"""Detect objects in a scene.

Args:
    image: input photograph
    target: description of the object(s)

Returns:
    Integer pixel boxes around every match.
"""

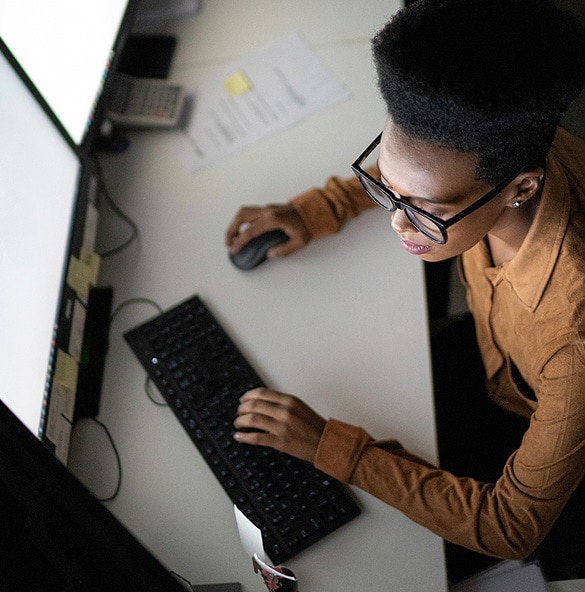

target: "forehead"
[379,120,484,203]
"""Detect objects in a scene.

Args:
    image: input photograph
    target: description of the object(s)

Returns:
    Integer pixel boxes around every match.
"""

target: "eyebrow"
[379,169,469,207]
[379,171,444,205]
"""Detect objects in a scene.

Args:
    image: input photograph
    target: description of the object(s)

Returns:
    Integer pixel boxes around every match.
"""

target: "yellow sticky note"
[67,255,88,296]
[54,349,79,392]
[223,71,253,96]
[66,249,101,300]
[79,247,101,286]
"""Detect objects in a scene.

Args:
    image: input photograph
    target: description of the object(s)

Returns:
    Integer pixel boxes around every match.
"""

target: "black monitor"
[0,27,201,592]
[0,0,138,147]
[0,31,119,470]
[0,399,187,591]
[0,38,96,458]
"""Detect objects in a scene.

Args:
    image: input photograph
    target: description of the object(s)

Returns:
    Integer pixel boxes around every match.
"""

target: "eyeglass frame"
[351,132,536,244]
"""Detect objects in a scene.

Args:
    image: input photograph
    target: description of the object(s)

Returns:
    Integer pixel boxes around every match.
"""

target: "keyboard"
[124,295,360,563]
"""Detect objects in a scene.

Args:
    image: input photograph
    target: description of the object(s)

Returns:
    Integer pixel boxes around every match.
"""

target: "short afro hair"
[372,0,585,184]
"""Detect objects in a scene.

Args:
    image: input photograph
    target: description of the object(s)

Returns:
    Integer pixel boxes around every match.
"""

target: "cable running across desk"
[124,295,360,563]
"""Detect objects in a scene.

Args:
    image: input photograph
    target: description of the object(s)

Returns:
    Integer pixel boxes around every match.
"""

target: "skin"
[229,116,545,464]
[225,204,311,259]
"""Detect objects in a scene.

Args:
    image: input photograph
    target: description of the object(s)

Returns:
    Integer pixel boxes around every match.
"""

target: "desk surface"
[69,2,447,590]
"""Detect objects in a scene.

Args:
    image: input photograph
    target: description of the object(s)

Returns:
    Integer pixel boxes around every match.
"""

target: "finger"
[235,390,297,436]
[234,395,280,423]
[266,237,303,259]
[239,387,292,407]
[233,404,284,448]
[228,222,285,255]
[236,400,285,427]
[233,429,281,448]
[225,206,262,246]
[225,216,245,246]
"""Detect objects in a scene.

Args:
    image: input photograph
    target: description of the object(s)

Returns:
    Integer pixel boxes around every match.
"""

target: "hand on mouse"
[233,387,326,464]
[225,204,311,259]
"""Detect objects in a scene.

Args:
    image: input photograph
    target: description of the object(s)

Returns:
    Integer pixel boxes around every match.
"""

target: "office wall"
[555,0,585,140]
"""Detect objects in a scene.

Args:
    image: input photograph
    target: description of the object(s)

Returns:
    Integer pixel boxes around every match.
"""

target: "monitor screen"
[0,399,188,592]
[0,44,82,439]
[0,0,132,145]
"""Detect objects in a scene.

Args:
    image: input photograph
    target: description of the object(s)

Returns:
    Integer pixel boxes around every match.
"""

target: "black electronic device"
[0,32,241,592]
[229,230,290,270]
[124,295,361,563]
[118,34,178,79]
[0,40,107,462]
[0,399,189,592]
[75,287,114,422]
[0,0,140,148]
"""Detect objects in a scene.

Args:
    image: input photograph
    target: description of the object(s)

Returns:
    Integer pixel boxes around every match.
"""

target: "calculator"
[106,73,186,128]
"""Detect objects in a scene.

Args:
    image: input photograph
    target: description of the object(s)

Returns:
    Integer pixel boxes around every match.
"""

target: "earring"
[512,201,521,208]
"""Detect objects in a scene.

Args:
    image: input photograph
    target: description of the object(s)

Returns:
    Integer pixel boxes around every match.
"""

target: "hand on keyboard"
[234,387,326,464]
[124,295,360,562]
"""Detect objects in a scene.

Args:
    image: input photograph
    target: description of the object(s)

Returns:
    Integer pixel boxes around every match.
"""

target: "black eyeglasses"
[352,133,533,244]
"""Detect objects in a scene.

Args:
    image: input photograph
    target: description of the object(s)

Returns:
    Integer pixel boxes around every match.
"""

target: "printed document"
[176,32,350,172]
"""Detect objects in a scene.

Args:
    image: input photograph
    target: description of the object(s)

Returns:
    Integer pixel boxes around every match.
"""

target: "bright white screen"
[0,51,80,435]
[0,0,129,144]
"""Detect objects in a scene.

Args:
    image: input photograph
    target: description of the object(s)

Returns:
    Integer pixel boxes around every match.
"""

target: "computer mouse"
[229,229,289,270]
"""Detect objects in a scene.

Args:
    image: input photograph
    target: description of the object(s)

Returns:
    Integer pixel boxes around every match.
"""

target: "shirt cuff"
[313,418,372,483]
[290,189,344,239]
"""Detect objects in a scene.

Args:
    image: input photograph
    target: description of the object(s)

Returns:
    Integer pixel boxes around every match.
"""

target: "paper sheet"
[233,506,298,587]
[234,505,266,562]
[177,32,350,173]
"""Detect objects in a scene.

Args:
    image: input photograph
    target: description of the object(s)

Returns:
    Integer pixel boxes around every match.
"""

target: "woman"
[226,0,585,581]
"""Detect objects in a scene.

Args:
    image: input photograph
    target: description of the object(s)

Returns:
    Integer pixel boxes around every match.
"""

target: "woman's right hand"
[225,204,312,260]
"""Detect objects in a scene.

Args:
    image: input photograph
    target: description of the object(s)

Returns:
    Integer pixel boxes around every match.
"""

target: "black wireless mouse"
[229,229,289,270]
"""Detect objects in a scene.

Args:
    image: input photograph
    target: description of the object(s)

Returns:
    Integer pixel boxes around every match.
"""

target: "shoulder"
[549,128,585,186]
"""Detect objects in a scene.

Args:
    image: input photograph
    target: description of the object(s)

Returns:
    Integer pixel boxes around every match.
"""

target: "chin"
[418,251,457,263]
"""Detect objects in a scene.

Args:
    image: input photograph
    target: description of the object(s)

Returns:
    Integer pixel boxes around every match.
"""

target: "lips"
[399,237,433,256]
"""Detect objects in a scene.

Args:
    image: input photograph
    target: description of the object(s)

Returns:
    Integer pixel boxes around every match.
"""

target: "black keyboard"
[124,295,360,563]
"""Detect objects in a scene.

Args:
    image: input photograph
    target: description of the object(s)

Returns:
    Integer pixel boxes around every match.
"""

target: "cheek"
[419,222,490,262]
[442,205,504,253]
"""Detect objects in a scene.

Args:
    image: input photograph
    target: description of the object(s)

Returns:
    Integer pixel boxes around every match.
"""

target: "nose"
[390,209,418,235]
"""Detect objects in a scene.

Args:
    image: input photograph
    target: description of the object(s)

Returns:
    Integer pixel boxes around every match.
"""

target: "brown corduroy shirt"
[290,128,585,559]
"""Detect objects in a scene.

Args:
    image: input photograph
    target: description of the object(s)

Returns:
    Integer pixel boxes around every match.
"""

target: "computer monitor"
[0,0,137,146]
[0,399,187,591]
[0,39,100,461]
[0,34,198,592]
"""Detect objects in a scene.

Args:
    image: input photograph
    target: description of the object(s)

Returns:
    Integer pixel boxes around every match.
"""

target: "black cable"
[73,298,167,502]
[145,376,168,407]
[84,416,123,502]
[93,158,139,258]
[77,298,165,501]
[110,297,163,324]
[110,297,168,408]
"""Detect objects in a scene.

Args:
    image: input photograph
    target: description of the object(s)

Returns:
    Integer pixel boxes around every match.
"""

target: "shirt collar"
[492,153,570,310]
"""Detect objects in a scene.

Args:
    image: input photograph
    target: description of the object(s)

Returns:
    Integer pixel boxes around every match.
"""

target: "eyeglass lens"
[358,175,445,242]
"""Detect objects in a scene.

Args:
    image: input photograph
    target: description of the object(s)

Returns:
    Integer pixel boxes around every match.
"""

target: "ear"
[505,167,545,209]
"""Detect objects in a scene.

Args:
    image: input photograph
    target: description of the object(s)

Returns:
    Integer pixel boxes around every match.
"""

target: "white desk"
[69,2,447,590]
